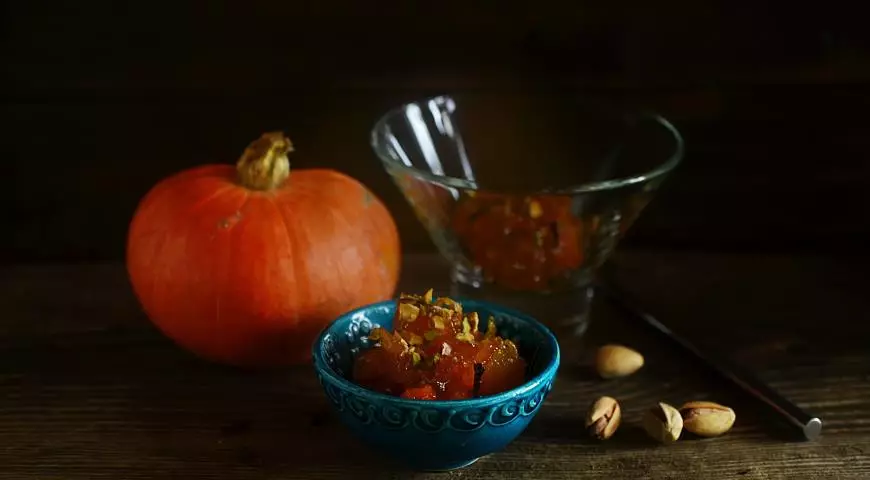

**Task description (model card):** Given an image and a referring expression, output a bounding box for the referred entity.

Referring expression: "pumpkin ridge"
[133,168,235,234]
[130,179,244,314]
[143,165,229,201]
[190,181,241,213]
[349,193,380,304]
[328,193,361,311]
[216,190,252,231]
[279,172,369,311]
[213,198,236,356]
[183,188,240,222]
[269,195,304,325]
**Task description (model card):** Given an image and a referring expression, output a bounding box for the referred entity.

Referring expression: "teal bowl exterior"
[312,299,560,471]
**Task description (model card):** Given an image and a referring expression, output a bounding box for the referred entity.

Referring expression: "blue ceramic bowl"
[312,299,560,471]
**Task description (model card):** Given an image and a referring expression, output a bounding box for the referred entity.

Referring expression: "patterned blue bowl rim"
[312,298,561,408]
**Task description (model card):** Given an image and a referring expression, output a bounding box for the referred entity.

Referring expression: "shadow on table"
[0,327,402,475]
[120,352,386,473]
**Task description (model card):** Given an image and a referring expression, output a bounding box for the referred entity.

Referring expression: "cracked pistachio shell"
[584,396,622,440]
[643,402,683,444]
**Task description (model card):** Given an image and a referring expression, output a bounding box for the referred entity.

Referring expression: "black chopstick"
[596,281,822,441]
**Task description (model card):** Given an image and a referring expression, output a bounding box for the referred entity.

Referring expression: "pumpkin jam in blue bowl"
[312,290,560,471]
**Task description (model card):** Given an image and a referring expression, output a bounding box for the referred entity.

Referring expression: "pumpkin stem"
[236,132,294,191]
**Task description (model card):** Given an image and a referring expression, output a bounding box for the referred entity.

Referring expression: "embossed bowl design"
[312,299,560,471]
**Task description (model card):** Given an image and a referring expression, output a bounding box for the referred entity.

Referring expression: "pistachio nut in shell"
[643,402,683,444]
[584,396,621,440]
[679,401,736,437]
[594,344,644,379]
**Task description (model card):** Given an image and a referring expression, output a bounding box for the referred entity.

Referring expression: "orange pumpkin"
[127,132,401,366]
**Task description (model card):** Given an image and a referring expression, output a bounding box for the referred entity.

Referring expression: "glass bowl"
[371,93,683,336]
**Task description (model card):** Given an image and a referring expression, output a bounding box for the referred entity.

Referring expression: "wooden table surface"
[1,251,868,479]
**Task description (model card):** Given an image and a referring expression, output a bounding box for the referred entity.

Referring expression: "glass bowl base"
[449,267,593,340]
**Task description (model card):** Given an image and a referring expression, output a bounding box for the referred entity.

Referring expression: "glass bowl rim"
[370,94,685,195]
[311,298,561,408]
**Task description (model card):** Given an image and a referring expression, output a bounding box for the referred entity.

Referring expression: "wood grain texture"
[1,252,868,479]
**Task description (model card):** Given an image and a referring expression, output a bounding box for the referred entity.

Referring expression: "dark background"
[3,1,869,264]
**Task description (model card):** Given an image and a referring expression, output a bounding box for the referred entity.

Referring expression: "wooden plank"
[0,252,867,478]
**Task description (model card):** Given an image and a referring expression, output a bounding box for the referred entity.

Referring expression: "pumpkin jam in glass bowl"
[372,94,684,339]
[352,289,527,400]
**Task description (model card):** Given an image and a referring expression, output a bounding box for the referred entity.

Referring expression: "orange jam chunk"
[451,194,584,291]
[352,289,528,400]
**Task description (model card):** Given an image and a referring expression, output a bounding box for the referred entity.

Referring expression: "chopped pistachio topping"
[409,333,423,345]
[468,312,480,333]
[528,199,543,219]
[399,291,428,305]
[424,330,439,341]
[398,303,420,324]
[430,305,451,318]
[456,331,475,343]
[410,350,422,366]
[423,288,434,304]
[435,297,462,314]
[485,317,497,339]
[368,328,384,341]
[432,316,446,330]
